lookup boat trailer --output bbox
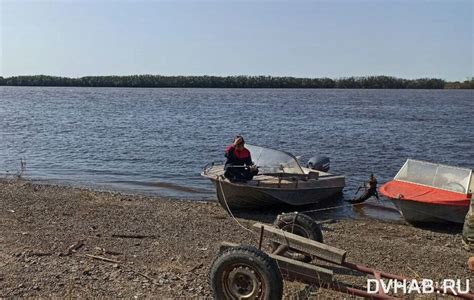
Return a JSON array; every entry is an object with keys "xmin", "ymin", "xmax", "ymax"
[{"xmin": 209, "ymin": 217, "xmax": 474, "ymax": 299}]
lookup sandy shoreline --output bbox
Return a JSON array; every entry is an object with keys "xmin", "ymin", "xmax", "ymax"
[{"xmin": 1, "ymin": 179, "xmax": 472, "ymax": 298}]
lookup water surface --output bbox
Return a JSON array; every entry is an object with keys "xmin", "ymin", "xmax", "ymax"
[{"xmin": 1, "ymin": 87, "xmax": 472, "ymax": 220}]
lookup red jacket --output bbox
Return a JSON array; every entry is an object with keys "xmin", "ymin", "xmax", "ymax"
[{"xmin": 225, "ymin": 145, "xmax": 253, "ymax": 166}]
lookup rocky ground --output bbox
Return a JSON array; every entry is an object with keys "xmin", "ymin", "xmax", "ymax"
[{"xmin": 0, "ymin": 179, "xmax": 472, "ymax": 299}]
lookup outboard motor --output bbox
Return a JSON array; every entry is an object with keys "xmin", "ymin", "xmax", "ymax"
[{"xmin": 307, "ymin": 156, "xmax": 330, "ymax": 172}]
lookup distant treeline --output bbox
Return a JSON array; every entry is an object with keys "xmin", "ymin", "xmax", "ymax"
[
  {"xmin": 444, "ymin": 79, "xmax": 474, "ymax": 89},
  {"xmin": 0, "ymin": 75, "xmax": 472, "ymax": 89}
]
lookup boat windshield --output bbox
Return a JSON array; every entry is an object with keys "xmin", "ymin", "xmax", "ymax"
[
  {"xmin": 394, "ymin": 159, "xmax": 472, "ymax": 194},
  {"xmin": 246, "ymin": 144, "xmax": 304, "ymax": 175}
]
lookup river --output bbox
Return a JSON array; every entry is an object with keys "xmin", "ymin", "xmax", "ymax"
[{"xmin": 1, "ymin": 87, "xmax": 472, "ymax": 220}]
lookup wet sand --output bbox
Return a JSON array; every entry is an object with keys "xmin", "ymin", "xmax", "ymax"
[{"xmin": 0, "ymin": 179, "xmax": 472, "ymax": 298}]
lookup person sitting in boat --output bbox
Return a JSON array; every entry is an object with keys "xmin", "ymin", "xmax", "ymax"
[{"xmin": 224, "ymin": 135, "xmax": 258, "ymax": 182}]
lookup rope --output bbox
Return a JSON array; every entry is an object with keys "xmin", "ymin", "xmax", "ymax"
[
  {"xmin": 296, "ymin": 201, "xmax": 368, "ymax": 214},
  {"xmin": 298, "ymin": 196, "xmax": 469, "ymax": 224},
  {"xmin": 217, "ymin": 173, "xmax": 379, "ymax": 233},
  {"xmin": 218, "ymin": 177, "xmax": 257, "ymax": 236},
  {"xmin": 217, "ymin": 171, "xmax": 464, "ymax": 238}
]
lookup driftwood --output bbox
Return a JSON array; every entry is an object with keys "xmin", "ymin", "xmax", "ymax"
[
  {"xmin": 61, "ymin": 240, "xmax": 84, "ymax": 256},
  {"xmin": 111, "ymin": 234, "xmax": 155, "ymax": 239},
  {"xmin": 83, "ymin": 253, "xmax": 158, "ymax": 284},
  {"xmin": 84, "ymin": 254, "xmax": 121, "ymax": 264},
  {"xmin": 26, "ymin": 251, "xmax": 52, "ymax": 257},
  {"xmin": 94, "ymin": 247, "xmax": 123, "ymax": 256},
  {"xmin": 130, "ymin": 270, "xmax": 156, "ymax": 282},
  {"xmin": 188, "ymin": 262, "xmax": 204, "ymax": 272}
]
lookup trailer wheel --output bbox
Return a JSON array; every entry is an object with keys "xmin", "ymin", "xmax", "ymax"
[
  {"xmin": 209, "ymin": 245, "xmax": 283, "ymax": 300},
  {"xmin": 271, "ymin": 212, "xmax": 323, "ymax": 262}
]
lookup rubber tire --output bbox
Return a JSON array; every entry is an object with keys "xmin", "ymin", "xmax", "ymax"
[
  {"xmin": 271, "ymin": 212, "xmax": 323, "ymax": 262},
  {"xmin": 209, "ymin": 245, "xmax": 283, "ymax": 300}
]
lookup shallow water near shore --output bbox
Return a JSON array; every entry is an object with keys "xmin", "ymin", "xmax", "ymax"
[{"xmin": 1, "ymin": 87, "xmax": 472, "ymax": 221}]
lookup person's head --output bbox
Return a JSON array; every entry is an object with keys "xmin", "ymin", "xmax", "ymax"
[{"xmin": 234, "ymin": 135, "xmax": 245, "ymax": 150}]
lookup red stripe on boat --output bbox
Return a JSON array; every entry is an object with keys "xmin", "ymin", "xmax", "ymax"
[{"xmin": 380, "ymin": 180, "xmax": 470, "ymax": 207}]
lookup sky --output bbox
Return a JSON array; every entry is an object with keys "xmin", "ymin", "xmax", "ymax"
[{"xmin": 1, "ymin": 0, "xmax": 472, "ymax": 81}]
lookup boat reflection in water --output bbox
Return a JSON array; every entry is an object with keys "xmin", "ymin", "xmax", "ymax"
[{"xmin": 202, "ymin": 144, "xmax": 345, "ymax": 210}]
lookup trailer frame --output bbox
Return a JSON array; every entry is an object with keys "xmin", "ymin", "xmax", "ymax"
[{"xmin": 214, "ymin": 222, "xmax": 474, "ymax": 299}]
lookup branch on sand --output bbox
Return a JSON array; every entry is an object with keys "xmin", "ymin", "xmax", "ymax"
[
  {"xmin": 94, "ymin": 247, "xmax": 123, "ymax": 256},
  {"xmin": 83, "ymin": 253, "xmax": 158, "ymax": 284},
  {"xmin": 61, "ymin": 240, "xmax": 84, "ymax": 256},
  {"xmin": 83, "ymin": 254, "xmax": 121, "ymax": 264},
  {"xmin": 111, "ymin": 233, "xmax": 155, "ymax": 239}
]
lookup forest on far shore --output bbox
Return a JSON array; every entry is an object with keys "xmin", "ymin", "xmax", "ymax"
[{"xmin": 0, "ymin": 75, "xmax": 472, "ymax": 89}]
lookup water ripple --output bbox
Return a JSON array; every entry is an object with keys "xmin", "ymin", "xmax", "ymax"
[{"xmin": 1, "ymin": 87, "xmax": 472, "ymax": 211}]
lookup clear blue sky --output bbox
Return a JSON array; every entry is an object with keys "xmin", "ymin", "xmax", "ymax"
[{"xmin": 1, "ymin": 0, "xmax": 472, "ymax": 81}]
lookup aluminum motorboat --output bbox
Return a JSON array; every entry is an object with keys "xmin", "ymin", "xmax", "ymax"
[{"xmin": 202, "ymin": 144, "xmax": 345, "ymax": 209}]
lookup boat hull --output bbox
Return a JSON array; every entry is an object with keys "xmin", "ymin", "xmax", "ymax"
[
  {"xmin": 211, "ymin": 178, "xmax": 344, "ymax": 209},
  {"xmin": 390, "ymin": 198, "xmax": 469, "ymax": 224}
]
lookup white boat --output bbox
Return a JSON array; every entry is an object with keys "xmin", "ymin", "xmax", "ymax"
[
  {"xmin": 380, "ymin": 159, "xmax": 473, "ymax": 224},
  {"xmin": 202, "ymin": 145, "xmax": 345, "ymax": 209}
]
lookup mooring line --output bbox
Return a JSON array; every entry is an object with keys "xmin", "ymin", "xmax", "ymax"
[{"xmin": 218, "ymin": 177, "xmax": 258, "ymax": 236}]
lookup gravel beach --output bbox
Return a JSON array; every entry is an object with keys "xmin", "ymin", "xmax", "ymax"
[{"xmin": 1, "ymin": 179, "xmax": 472, "ymax": 298}]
